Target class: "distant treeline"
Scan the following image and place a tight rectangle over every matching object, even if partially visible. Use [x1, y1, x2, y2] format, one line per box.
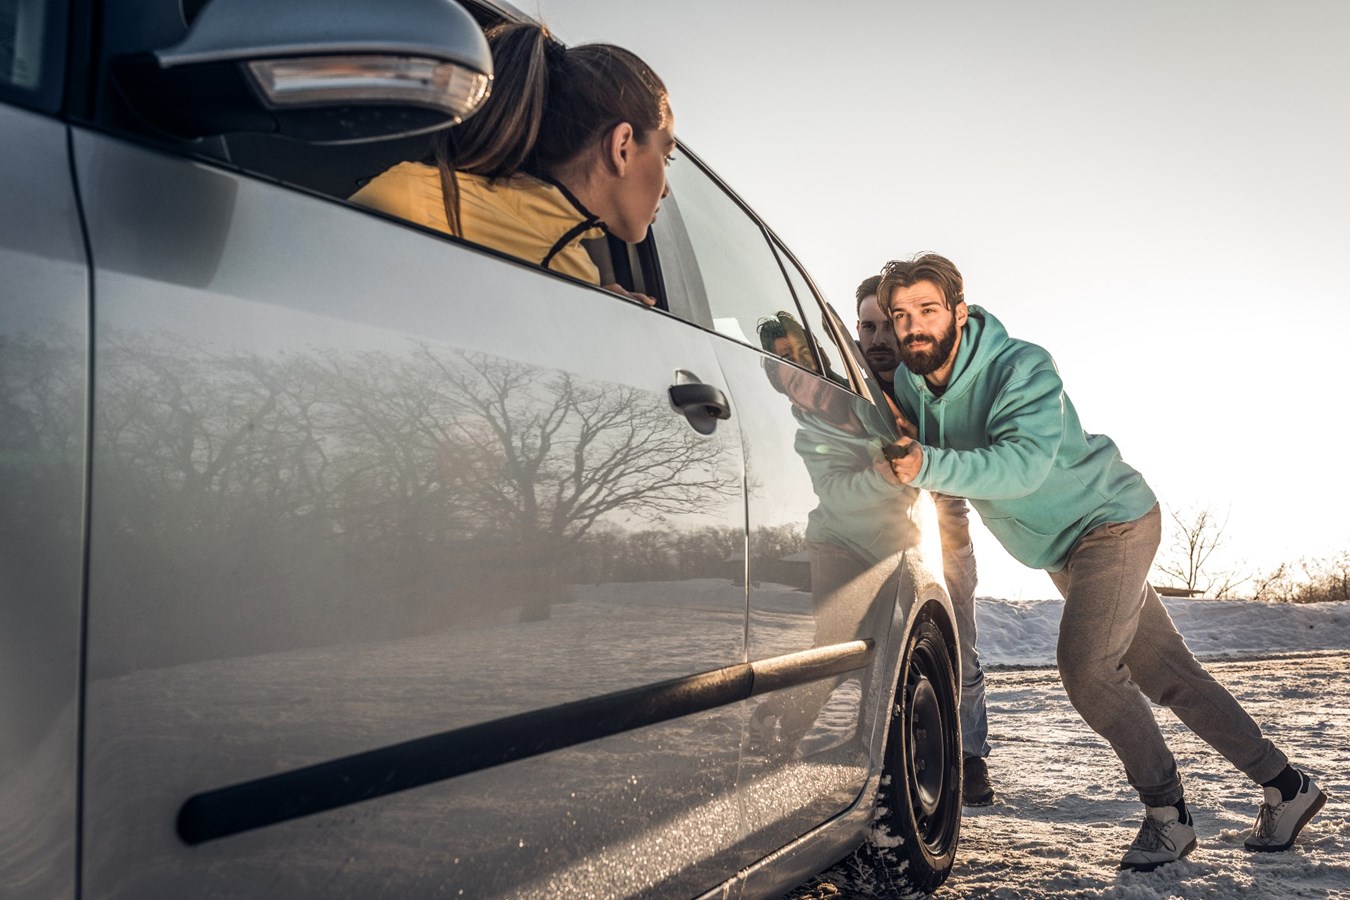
[1249, 551, 1350, 604]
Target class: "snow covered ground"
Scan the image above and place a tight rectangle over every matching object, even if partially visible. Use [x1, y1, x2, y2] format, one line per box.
[789, 597, 1350, 898]
[973, 594, 1350, 668]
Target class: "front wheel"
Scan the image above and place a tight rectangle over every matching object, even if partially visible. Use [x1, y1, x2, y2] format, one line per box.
[868, 608, 961, 893]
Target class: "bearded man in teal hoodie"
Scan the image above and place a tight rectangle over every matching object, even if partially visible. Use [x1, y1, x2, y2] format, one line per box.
[879, 253, 1323, 872]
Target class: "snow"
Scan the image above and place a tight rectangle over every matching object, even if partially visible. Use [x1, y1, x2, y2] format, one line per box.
[790, 598, 1350, 898]
[975, 595, 1350, 668]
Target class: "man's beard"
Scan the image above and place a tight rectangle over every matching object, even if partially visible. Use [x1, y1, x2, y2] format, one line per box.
[865, 347, 898, 382]
[899, 318, 958, 376]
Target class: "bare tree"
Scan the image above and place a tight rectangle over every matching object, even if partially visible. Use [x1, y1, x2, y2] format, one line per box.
[421, 348, 739, 542]
[1295, 551, 1350, 603]
[1248, 562, 1295, 603]
[1251, 551, 1350, 604]
[1152, 506, 1246, 598]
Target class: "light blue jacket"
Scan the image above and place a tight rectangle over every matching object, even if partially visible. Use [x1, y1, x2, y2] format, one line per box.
[892, 306, 1156, 571]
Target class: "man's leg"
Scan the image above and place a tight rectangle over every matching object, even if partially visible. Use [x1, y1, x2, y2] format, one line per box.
[935, 495, 988, 759]
[1122, 587, 1324, 854]
[1051, 505, 1200, 871]
[1050, 506, 1184, 807]
[1052, 505, 1318, 868]
[935, 494, 993, 805]
[1054, 504, 1290, 802]
[1124, 577, 1287, 783]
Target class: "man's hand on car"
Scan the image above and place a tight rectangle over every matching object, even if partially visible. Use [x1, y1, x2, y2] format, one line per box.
[886, 438, 923, 484]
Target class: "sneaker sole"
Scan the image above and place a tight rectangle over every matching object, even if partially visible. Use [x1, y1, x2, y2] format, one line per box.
[1120, 836, 1196, 873]
[1245, 790, 1327, 853]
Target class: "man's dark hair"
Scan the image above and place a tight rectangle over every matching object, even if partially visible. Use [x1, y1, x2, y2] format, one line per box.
[877, 253, 965, 312]
[854, 274, 882, 314]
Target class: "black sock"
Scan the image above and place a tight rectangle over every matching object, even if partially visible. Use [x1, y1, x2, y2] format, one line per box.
[1262, 765, 1303, 802]
[1173, 799, 1189, 824]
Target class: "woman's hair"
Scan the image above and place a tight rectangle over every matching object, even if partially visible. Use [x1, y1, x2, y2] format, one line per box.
[432, 22, 669, 234]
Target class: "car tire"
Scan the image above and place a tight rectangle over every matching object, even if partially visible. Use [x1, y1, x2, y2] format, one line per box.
[867, 606, 961, 893]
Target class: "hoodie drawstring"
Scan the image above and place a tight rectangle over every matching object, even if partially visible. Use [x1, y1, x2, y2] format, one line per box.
[916, 391, 948, 449]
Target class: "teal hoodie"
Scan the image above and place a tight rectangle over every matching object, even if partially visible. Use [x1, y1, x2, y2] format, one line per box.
[892, 305, 1156, 572]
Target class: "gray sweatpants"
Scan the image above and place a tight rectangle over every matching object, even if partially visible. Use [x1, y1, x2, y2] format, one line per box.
[1049, 504, 1288, 807]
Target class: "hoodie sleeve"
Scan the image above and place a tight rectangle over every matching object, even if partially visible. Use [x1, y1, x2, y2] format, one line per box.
[911, 361, 1065, 501]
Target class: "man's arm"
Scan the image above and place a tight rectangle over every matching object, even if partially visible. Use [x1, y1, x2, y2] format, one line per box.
[889, 364, 1065, 500]
[881, 391, 919, 441]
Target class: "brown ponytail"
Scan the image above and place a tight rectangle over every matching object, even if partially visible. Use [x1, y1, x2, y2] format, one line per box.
[432, 22, 668, 235]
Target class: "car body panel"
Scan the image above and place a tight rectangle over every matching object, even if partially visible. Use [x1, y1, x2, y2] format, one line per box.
[0, 0, 962, 894]
[717, 344, 876, 856]
[74, 129, 754, 898]
[0, 102, 87, 900]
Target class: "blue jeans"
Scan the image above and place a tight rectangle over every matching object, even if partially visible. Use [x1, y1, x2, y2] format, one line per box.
[935, 494, 988, 759]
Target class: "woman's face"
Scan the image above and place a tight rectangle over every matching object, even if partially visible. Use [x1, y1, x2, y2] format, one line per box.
[607, 109, 675, 243]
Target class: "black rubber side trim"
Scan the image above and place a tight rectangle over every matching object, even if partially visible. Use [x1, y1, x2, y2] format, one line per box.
[750, 640, 872, 695]
[176, 639, 873, 846]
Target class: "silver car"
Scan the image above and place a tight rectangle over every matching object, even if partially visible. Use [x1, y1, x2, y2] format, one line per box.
[0, 0, 963, 896]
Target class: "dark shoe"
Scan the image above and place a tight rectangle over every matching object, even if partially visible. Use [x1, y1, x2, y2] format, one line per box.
[963, 755, 996, 806]
[1245, 771, 1326, 852]
[1120, 805, 1196, 872]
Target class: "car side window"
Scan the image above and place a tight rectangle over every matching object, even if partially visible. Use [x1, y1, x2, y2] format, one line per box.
[774, 242, 854, 391]
[0, 0, 65, 110]
[220, 135, 657, 307]
[662, 154, 819, 363]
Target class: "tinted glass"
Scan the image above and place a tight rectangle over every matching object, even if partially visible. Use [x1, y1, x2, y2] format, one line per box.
[775, 245, 854, 391]
[663, 158, 811, 360]
[0, 0, 64, 110]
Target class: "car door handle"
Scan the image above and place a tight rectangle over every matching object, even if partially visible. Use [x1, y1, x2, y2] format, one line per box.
[669, 379, 731, 435]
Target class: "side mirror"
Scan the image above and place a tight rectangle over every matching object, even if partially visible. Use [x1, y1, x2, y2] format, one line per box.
[114, 0, 492, 144]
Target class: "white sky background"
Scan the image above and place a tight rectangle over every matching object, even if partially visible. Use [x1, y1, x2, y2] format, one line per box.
[530, 0, 1350, 600]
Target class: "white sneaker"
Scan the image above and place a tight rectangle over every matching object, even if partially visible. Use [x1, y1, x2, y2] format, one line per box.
[1119, 805, 1196, 872]
[1245, 771, 1326, 852]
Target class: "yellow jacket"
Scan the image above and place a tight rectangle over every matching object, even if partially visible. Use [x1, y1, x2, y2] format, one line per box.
[349, 162, 605, 284]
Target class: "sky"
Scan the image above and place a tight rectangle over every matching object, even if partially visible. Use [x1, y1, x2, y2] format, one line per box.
[529, 0, 1350, 600]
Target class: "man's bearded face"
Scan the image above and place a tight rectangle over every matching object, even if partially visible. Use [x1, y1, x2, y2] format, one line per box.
[898, 312, 959, 376]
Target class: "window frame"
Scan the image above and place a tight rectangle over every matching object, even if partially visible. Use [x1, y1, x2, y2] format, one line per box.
[768, 237, 864, 395]
[67, 0, 669, 311]
[653, 142, 865, 395]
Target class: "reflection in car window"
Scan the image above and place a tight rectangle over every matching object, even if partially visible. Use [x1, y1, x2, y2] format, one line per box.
[775, 245, 853, 391]
[0, 0, 63, 108]
[663, 157, 807, 351]
[0, 0, 41, 89]
[754, 309, 817, 370]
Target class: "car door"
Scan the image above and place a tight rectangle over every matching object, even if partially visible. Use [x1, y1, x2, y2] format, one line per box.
[73, 17, 755, 899]
[0, 3, 86, 898]
[657, 152, 918, 867]
[74, 131, 755, 899]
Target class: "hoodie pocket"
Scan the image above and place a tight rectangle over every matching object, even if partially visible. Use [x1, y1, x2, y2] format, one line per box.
[979, 512, 1070, 571]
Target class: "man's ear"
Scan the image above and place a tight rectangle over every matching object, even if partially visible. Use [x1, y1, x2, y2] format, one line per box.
[955, 300, 968, 329]
[603, 122, 636, 176]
